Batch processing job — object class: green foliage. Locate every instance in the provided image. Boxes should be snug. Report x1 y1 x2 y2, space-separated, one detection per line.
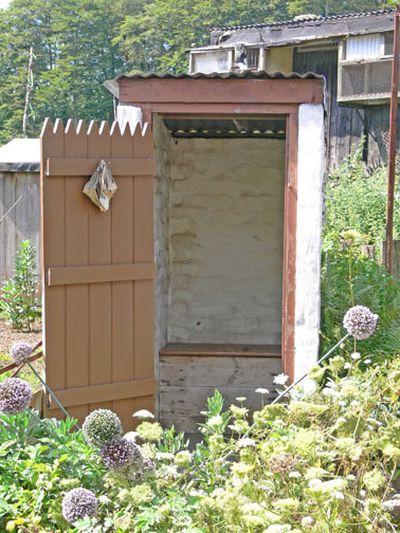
321 241 400 358
324 143 400 248
4 359 400 531
117 0 288 74
321 146 400 360
287 0 387 17
0 411 106 531
0 0 125 144
0 240 41 331
0 0 391 143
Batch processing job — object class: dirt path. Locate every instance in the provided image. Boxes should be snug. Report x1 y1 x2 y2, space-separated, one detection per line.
0 319 43 389
0 319 42 356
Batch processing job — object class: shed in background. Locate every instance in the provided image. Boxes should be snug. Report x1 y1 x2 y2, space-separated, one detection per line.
189 8 397 169
0 138 40 280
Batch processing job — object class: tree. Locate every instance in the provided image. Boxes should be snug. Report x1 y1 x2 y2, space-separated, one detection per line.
287 0 388 17
117 0 289 74
0 0 126 143
0 0 394 144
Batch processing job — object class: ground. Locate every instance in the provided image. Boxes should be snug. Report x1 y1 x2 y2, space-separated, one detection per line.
0 319 43 389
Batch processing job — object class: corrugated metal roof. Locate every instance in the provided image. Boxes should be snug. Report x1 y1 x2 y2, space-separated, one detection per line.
116 70 323 81
163 117 286 139
212 8 394 32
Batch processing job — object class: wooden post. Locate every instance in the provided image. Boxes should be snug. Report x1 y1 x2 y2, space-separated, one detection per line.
385 6 400 273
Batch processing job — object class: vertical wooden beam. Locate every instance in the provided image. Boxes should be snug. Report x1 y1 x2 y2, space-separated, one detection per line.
386 5 400 274
282 110 298 381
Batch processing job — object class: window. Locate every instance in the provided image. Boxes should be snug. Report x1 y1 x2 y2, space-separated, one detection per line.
246 48 260 69
345 33 393 61
190 49 233 74
338 32 395 104
384 32 394 56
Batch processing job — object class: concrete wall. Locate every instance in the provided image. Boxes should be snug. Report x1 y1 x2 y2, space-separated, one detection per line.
0 171 40 281
294 103 325 380
166 137 285 345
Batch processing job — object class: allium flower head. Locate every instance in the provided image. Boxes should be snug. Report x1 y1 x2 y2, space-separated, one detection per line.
343 305 378 340
62 488 98 524
268 453 298 474
100 438 141 469
0 378 32 414
82 409 122 447
10 342 32 365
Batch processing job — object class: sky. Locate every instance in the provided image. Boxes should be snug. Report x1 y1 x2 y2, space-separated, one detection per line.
0 0 10 8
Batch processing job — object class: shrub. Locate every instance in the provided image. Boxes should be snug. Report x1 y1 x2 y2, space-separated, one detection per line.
320 234 400 359
2 353 400 530
324 143 400 249
0 413 105 531
76 358 400 531
0 240 41 331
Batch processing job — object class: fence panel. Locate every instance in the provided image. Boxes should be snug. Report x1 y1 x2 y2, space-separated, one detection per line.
41 118 156 429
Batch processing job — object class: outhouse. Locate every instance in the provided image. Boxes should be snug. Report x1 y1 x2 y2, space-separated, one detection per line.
40 71 325 437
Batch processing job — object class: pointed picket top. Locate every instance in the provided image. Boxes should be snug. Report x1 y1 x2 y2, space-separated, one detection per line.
99 120 111 137
133 120 154 157
64 118 75 135
76 119 87 136
41 118 65 158
65 118 88 156
53 118 64 135
40 117 53 138
110 120 122 138
87 119 99 137
141 121 150 137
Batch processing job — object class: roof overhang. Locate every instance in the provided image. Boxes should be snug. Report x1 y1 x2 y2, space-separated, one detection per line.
105 71 324 112
209 9 394 48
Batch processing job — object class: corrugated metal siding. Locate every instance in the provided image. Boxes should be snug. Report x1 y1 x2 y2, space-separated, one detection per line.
346 34 383 60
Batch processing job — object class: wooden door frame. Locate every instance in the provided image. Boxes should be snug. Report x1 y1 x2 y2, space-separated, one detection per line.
114 74 324 379
154 106 298 379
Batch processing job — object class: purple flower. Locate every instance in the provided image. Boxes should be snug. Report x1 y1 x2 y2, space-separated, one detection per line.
343 305 379 340
100 438 141 469
10 342 33 365
0 378 32 414
62 488 98 524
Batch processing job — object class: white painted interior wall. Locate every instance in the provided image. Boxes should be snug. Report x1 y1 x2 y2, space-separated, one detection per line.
151 105 325 381
154 130 286 347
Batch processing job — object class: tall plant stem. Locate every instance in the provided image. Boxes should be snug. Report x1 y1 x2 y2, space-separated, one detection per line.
271 333 350 405
26 360 76 425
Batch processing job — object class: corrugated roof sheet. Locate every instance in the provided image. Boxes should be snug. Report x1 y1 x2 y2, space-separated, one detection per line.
116 70 323 81
163 117 286 139
212 8 394 32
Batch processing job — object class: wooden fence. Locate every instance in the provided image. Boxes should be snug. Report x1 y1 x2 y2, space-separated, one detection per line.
41 118 156 429
0 169 40 281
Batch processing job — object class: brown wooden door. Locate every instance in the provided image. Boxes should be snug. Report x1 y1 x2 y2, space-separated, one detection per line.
40 118 156 429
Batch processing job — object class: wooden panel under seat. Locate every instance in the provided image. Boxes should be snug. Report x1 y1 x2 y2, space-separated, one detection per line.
159 343 282 439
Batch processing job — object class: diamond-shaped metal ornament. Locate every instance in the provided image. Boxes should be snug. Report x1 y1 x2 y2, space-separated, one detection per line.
83 159 117 212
